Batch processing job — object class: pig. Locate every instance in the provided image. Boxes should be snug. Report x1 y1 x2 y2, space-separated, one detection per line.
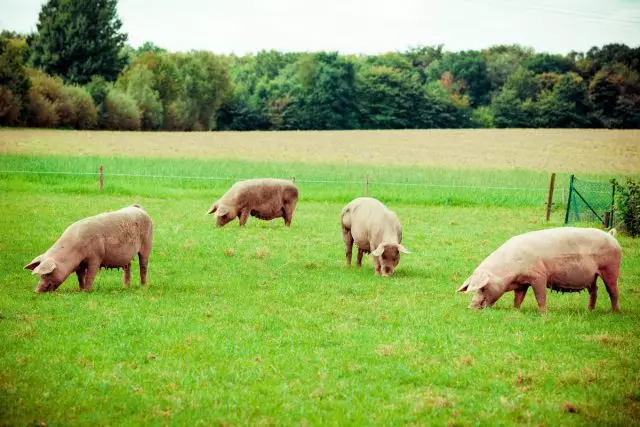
24 204 153 292
341 197 410 276
206 178 299 227
457 227 621 313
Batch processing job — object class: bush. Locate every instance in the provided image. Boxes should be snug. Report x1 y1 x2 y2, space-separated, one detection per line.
0 87 21 125
116 65 163 130
613 178 640 237
26 90 59 127
25 69 98 129
62 85 97 129
163 102 183 131
101 88 141 130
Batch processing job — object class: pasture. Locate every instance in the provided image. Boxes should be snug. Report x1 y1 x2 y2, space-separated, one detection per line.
0 129 639 426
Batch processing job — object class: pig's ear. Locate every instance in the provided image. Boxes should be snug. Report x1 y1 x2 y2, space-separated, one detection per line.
371 243 385 257
457 279 471 293
32 258 56 276
24 255 44 271
214 205 229 217
206 204 218 215
397 244 411 254
462 276 490 293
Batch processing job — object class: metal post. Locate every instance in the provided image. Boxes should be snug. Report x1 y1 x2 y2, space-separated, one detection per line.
610 183 616 228
99 165 104 192
564 175 574 225
546 172 556 222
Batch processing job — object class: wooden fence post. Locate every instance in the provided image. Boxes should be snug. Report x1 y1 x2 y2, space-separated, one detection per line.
365 174 369 196
99 165 104 192
545 172 556 222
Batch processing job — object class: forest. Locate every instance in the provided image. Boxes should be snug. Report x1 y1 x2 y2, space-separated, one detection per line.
1 0 639 131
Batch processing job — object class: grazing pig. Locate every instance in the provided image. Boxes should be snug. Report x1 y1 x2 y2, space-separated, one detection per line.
457 227 621 313
24 205 153 292
341 197 410 276
207 178 299 227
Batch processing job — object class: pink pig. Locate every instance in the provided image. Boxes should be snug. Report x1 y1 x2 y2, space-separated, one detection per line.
457 227 621 313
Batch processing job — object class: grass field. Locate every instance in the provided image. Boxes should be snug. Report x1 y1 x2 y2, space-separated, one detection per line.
1 129 639 426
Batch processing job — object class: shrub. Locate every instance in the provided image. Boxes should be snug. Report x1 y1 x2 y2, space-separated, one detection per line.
26 90 59 127
163 102 183 131
25 69 63 127
25 69 98 129
62 85 97 129
116 65 163 130
101 88 141 130
613 178 640 237
0 87 21 125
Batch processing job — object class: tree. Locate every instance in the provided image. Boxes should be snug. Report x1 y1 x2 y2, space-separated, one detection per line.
523 53 575 74
491 88 532 128
173 51 234 130
589 63 640 128
30 0 127 84
116 65 163 130
0 35 31 125
426 50 492 106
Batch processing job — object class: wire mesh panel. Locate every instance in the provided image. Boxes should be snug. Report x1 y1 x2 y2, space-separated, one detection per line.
564 175 615 227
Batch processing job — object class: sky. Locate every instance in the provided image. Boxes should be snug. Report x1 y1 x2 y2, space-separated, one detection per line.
1 0 639 55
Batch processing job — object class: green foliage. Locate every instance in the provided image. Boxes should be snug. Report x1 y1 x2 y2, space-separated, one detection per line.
117 65 163 130
30 0 127 84
613 178 640 237
491 89 530 128
534 73 591 128
472 106 494 128
173 51 234 130
60 85 97 129
0 36 31 125
523 53 575 74
589 63 640 128
24 69 97 129
427 50 492 106
100 88 141 130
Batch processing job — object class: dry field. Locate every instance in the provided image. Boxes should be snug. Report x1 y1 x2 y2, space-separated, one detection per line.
1 128 639 173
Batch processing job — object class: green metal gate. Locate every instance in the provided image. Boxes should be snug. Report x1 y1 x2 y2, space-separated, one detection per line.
564 175 616 227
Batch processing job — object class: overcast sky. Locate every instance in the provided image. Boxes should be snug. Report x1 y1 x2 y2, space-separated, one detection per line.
1 0 639 55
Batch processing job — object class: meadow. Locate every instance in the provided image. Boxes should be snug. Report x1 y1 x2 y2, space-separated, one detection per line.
0 129 639 426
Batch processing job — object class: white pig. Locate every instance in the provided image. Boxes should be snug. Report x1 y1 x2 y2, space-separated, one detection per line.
457 227 621 313
341 197 410 276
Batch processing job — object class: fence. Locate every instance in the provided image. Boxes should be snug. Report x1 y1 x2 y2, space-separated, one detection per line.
564 175 615 227
0 165 566 215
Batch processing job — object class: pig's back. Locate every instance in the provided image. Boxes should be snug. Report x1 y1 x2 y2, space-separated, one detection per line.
60 206 152 249
491 227 619 271
343 198 401 247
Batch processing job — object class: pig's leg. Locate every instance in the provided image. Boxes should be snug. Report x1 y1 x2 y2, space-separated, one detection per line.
123 263 131 288
238 209 250 227
138 252 149 286
83 261 100 292
76 267 86 290
357 248 365 267
342 227 353 266
530 278 547 313
600 268 620 312
513 286 529 309
588 276 598 311
283 203 295 227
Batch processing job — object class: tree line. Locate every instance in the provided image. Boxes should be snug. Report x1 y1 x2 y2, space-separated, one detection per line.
1 0 639 131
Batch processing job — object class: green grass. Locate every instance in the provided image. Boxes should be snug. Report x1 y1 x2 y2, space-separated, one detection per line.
1 155 639 426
